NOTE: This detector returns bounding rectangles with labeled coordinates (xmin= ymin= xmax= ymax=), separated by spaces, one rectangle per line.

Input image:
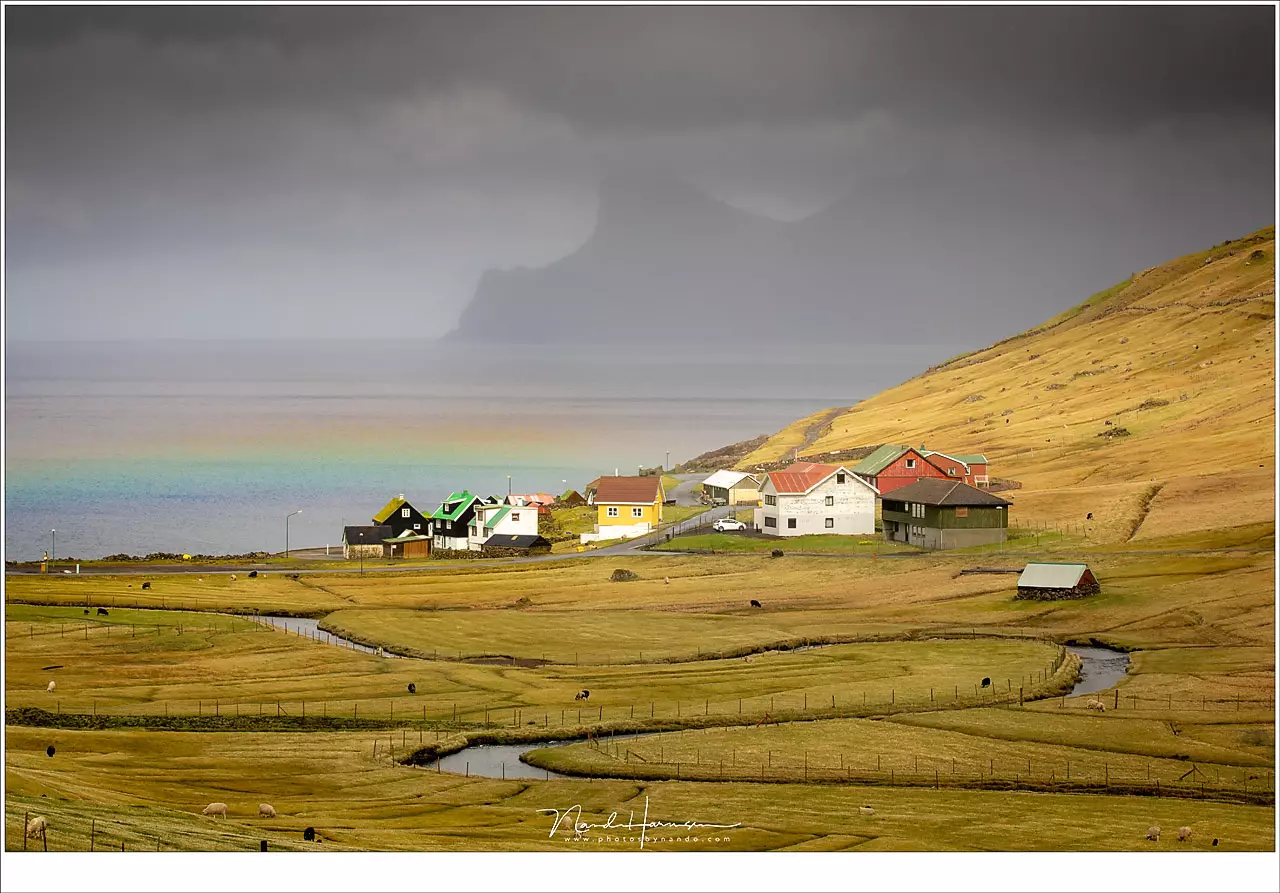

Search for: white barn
xmin=753 ymin=462 xmax=878 ymax=537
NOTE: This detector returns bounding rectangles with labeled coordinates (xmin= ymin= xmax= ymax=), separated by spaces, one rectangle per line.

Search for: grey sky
xmin=4 ymin=5 xmax=1274 ymax=342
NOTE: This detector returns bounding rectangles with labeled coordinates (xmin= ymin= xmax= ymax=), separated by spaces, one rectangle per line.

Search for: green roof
xmin=430 ymin=491 xmax=478 ymax=521
xmin=372 ymin=495 xmax=408 ymax=524
xmin=952 ymin=454 xmax=988 ymax=465
xmin=851 ymin=445 xmax=909 ymax=476
xmin=481 ymin=505 xmax=511 ymax=529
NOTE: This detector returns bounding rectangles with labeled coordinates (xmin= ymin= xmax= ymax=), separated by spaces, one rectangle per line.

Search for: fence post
xmin=90 ymin=818 xmax=96 ymax=852
xmin=23 ymin=812 xmax=28 ymax=851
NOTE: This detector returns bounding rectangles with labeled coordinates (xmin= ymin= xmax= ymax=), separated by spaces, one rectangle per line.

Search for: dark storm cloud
xmin=3 ymin=5 xmax=1274 ymax=341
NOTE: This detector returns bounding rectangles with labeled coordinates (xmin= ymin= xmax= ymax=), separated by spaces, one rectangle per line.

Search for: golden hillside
xmin=743 ymin=226 xmax=1276 ymax=542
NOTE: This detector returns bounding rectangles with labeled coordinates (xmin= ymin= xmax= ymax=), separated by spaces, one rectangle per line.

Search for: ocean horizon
xmin=3 ymin=337 xmax=972 ymax=560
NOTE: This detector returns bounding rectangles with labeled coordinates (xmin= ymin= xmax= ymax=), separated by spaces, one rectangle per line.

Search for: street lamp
xmin=358 ymin=531 xmax=365 ymax=576
xmin=507 ymin=475 xmax=512 ymax=497
xmin=285 ymin=510 xmax=302 ymax=558
xmin=666 ymin=451 xmax=670 ymax=471
xmin=50 ymin=529 xmax=56 ymax=567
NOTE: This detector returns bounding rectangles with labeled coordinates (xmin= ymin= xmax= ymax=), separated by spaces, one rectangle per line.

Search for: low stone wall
xmin=1015 ymin=584 xmax=1099 ymax=601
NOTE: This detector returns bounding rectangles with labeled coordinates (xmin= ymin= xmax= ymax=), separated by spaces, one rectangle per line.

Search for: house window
xmin=765 ymin=495 xmax=777 ymax=506
xmin=837 ymin=473 xmax=846 ymax=483
xmin=825 ymin=518 xmax=834 ymax=528
xmin=632 ymin=507 xmax=644 ymax=518
xmin=825 ymin=495 xmax=834 ymax=506
xmin=402 ymin=508 xmax=411 ymax=518
xmin=764 ymin=516 xmax=777 ymax=528
xmin=948 ymin=467 xmax=957 ymax=475
xmin=955 ymin=507 xmax=969 ymax=518
xmin=787 ymin=518 xmax=797 ymax=529
xmin=511 ymin=512 xmax=520 ymax=521
xmin=906 ymin=459 xmax=916 ymax=469
xmin=413 ymin=523 xmax=421 ymax=530
xmin=607 ymin=507 xmax=619 ymax=518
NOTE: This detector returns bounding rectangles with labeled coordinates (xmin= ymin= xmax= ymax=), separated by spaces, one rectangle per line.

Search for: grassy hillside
xmin=741 ymin=227 xmax=1275 ymax=541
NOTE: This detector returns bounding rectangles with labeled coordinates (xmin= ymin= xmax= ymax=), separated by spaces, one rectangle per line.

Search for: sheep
xmin=25 ymin=816 xmax=48 ymax=839
xmin=303 ymin=826 xmax=316 ymax=842
xmin=1145 ymin=825 xmax=1160 ymax=841
xmin=248 ymin=571 xmax=258 ymax=578
xmin=202 ymin=802 xmax=229 ymax=818
xmin=743 ymin=655 xmax=755 ymax=663
xmin=46 ymin=745 xmax=56 ymax=757
xmin=230 ymin=575 xmax=237 ymax=582
xmin=141 ymin=582 xmax=151 ymax=590
xmin=83 ymin=609 xmax=90 ymax=615
xmin=1212 ymin=838 xmax=1218 ymax=847
xmin=575 ymin=690 xmax=590 ymax=701
xmin=750 ymin=599 xmax=762 ymax=608
xmin=46 ymin=681 xmax=56 ymax=694
xmin=1177 ymin=826 xmax=1192 ymax=842
xmin=1086 ymin=699 xmax=1107 ymax=712
xmin=407 ymin=683 xmax=417 ymax=694
xmin=258 ymin=803 xmax=277 ymax=818
xmin=97 ymin=607 xmax=109 ymax=616
xmin=858 ymin=806 xmax=876 ymax=817
xmin=664 ymin=577 xmax=670 ymax=584
xmin=981 ymin=677 xmax=991 ymax=688
xmin=1086 ymin=512 xmax=1094 ymax=520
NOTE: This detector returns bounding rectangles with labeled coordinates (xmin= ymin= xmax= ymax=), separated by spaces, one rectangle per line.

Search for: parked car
xmin=712 ymin=518 xmax=748 ymax=532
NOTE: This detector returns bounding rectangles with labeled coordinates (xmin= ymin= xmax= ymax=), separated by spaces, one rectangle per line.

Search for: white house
xmin=753 ymin=462 xmax=878 ymax=537
xmin=468 ymin=501 xmax=540 ymax=551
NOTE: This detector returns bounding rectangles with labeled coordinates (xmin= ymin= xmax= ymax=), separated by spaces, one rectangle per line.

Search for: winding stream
xmin=251 ymin=615 xmax=402 ymax=657
xmin=433 ymin=644 xmax=1133 ymax=779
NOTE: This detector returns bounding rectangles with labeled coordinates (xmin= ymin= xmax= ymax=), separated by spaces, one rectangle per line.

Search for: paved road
xmin=665 ymin=472 xmax=708 ymax=507
xmin=9 ymin=505 xmax=736 ymax=577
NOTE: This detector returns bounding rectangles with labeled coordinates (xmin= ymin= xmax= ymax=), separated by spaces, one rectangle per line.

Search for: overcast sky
xmin=4 ymin=5 xmax=1274 ymax=341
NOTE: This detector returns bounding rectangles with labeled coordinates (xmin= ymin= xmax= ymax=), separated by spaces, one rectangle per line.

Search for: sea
xmin=3 ymin=339 xmax=963 ymax=560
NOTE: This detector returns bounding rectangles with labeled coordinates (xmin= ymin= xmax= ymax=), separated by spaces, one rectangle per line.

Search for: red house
xmin=852 ymin=446 xmax=991 ymax=495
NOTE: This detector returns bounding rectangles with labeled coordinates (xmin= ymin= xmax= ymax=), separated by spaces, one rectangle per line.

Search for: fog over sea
xmin=4 ymin=339 xmax=964 ymax=560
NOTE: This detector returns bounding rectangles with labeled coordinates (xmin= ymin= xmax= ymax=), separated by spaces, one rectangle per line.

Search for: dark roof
xmin=885 ymin=478 xmax=1010 ymax=507
xmin=344 ymin=525 xmax=392 ymax=543
xmin=593 ymin=476 xmax=664 ymax=504
xmin=482 ymin=534 xmax=551 ymax=549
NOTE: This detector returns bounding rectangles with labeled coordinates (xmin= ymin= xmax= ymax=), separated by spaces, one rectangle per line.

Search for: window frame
xmin=825 ymin=495 xmax=834 ymax=506
xmin=825 ymin=518 xmax=834 ymax=529
xmin=786 ymin=518 xmax=797 ymax=529
xmin=607 ymin=506 xmax=619 ymax=518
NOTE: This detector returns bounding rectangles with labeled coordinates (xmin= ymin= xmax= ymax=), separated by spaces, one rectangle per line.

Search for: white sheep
xmin=1177 ymin=826 xmax=1192 ymax=842
xmin=858 ymin=806 xmax=876 ymax=817
xmin=258 ymin=803 xmax=277 ymax=818
xmin=230 ymin=575 xmax=237 ymax=582
xmin=202 ymin=802 xmax=229 ymax=818
xmin=1145 ymin=825 xmax=1160 ymax=841
xmin=1085 ymin=699 xmax=1106 ymax=712
xmin=47 ymin=681 xmax=56 ymax=694
xmin=25 ymin=816 xmax=48 ymax=838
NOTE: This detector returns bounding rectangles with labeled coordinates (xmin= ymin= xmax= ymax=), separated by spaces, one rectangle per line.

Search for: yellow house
xmin=582 ymin=476 xmax=665 ymax=543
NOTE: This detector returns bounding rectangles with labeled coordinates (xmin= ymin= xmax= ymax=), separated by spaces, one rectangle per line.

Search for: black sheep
xmin=83 ymin=609 xmax=90 ymax=615
xmin=141 ymin=582 xmax=151 ymax=590
xmin=97 ymin=608 xmax=109 ymax=616
xmin=46 ymin=746 xmax=55 ymax=758
xmin=303 ymin=827 xmax=316 ymax=842
xmin=407 ymin=683 xmax=417 ymax=694
xmin=981 ymin=677 xmax=991 ymax=688
xmin=750 ymin=599 xmax=762 ymax=608
xmin=248 ymin=570 xmax=258 ymax=578
xmin=575 ymin=689 xmax=590 ymax=701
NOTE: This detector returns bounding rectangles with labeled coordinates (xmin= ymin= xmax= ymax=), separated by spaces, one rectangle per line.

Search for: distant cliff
xmin=446 ymin=166 xmax=1272 ymax=346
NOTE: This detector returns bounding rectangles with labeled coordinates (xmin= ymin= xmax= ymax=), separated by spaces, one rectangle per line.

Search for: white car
xmin=712 ymin=518 xmax=748 ymax=532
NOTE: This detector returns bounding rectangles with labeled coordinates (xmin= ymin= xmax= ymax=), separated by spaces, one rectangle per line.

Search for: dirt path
xmin=796 ymin=406 xmax=851 ymax=458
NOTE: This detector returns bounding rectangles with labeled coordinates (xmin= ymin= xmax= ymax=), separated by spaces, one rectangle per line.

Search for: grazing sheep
xmin=248 ymin=570 xmax=258 ymax=578
xmin=664 ymin=577 xmax=670 ymax=584
xmin=575 ymin=690 xmax=590 ymax=701
xmin=230 ymin=575 xmax=237 ymax=582
xmin=1086 ymin=512 xmax=1094 ymax=520
xmin=1177 ymin=826 xmax=1192 ymax=842
xmin=303 ymin=827 xmax=316 ymax=842
xmin=25 ymin=816 xmax=48 ymax=839
xmin=1212 ymin=838 xmax=1218 ymax=847
xmin=83 ymin=609 xmax=90 ymax=615
xmin=97 ymin=607 xmax=109 ymax=616
xmin=743 ymin=655 xmax=755 ymax=663
xmin=46 ymin=681 xmax=56 ymax=694
xmin=1145 ymin=826 xmax=1160 ymax=841
xmin=258 ymin=803 xmax=276 ymax=818
xmin=749 ymin=599 xmax=762 ymax=608
xmin=981 ymin=677 xmax=991 ymax=688
xmin=858 ymin=806 xmax=876 ymax=817
xmin=202 ymin=802 xmax=229 ymax=818
xmin=46 ymin=745 xmax=56 ymax=758
xmin=1086 ymin=699 xmax=1107 ymax=712
xmin=141 ymin=582 xmax=151 ymax=590
xmin=407 ymin=683 xmax=416 ymax=694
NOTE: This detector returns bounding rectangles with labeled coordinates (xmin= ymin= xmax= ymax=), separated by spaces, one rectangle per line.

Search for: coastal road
xmin=664 ymin=473 xmax=707 ymax=507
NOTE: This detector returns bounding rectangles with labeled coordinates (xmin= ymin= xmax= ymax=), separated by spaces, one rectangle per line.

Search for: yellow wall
xmin=597 ymin=500 xmax=662 ymax=526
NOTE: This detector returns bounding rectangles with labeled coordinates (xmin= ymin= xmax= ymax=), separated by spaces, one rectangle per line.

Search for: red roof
xmin=593 ymin=476 xmax=664 ymax=504
xmin=768 ymin=463 xmax=843 ymax=494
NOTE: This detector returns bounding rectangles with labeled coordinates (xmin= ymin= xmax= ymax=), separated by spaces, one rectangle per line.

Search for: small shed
xmin=383 ymin=530 xmax=432 ymax=559
xmin=343 ymin=525 xmax=392 ymax=559
xmin=1015 ymin=562 xmax=1100 ymax=600
xmin=701 ymin=470 xmax=763 ymax=506
xmin=559 ymin=489 xmax=587 ymax=507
